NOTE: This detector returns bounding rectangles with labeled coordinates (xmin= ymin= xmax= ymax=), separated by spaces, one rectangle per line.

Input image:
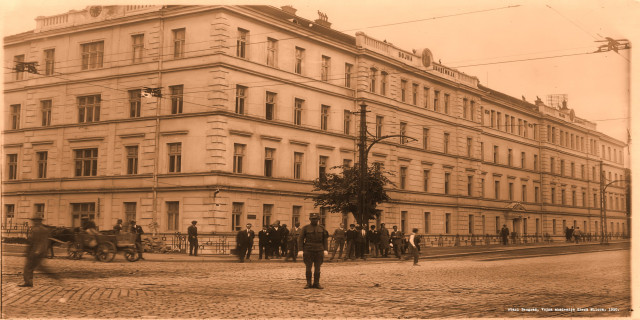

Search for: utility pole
xmin=358 ymin=102 xmax=368 ymax=226
xmin=599 ymin=161 xmax=607 ymax=244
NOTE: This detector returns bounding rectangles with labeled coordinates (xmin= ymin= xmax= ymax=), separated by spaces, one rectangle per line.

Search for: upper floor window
xmin=237 ymin=28 xmax=249 ymax=58
xmin=321 ymin=56 xmax=331 ymax=81
xmin=493 ymin=145 xmax=499 ymax=163
xmin=128 ymin=90 xmax=141 ymax=118
xmin=295 ymin=47 xmax=304 ymax=74
xmin=10 ymin=104 xmax=20 ymax=129
xmin=463 ymin=99 xmax=468 ymax=119
xmin=444 ymin=133 xmax=450 ymax=154
xmin=343 ymin=110 xmax=351 ymax=135
xmin=132 ymin=34 xmax=144 ymax=63
xmin=168 ymin=143 xmax=182 ymax=173
xmin=376 ymin=116 xmax=383 ymax=139
xmin=14 ymin=55 xmax=25 ymax=80
xmin=294 ymin=98 xmax=303 ymax=125
xmin=265 ymin=92 xmax=276 ymax=120
xmin=7 ymin=154 xmax=18 ymax=180
xmin=423 ymin=128 xmax=429 ymax=150
xmin=444 ymin=172 xmax=451 ymax=194
xmin=37 ymin=151 xmax=48 ymax=179
xmin=319 ymin=156 xmax=328 ymax=179
xmin=41 ymin=100 xmax=52 ymax=126
xmin=344 ymin=63 xmax=353 ymax=88
xmin=264 ymin=148 xmax=275 ymax=177
xmin=235 ymin=85 xmax=247 ymax=114
xmin=433 ymin=91 xmax=440 ymax=112
xmin=267 ymin=38 xmax=277 ymax=67
xmin=170 ymin=85 xmax=183 ymax=114
xmin=126 ymin=146 xmax=138 ymax=175
xmin=400 ymin=122 xmax=407 ymax=144
xmin=77 ymin=95 xmax=100 ymax=123
xmin=370 ymin=68 xmax=377 ymax=93
xmin=444 ymin=94 xmax=450 ymax=114
xmin=173 ymin=28 xmax=185 ymax=58
xmin=400 ymin=80 xmax=407 ymax=102
xmin=467 ymin=138 xmax=473 ymax=157
xmin=423 ymin=87 xmax=429 ymax=108
xmin=81 ymin=41 xmax=104 ymax=70
xmin=44 ymin=49 xmax=55 ymax=75
xmin=294 ymin=152 xmax=303 ymax=179
xmin=321 ymin=105 xmax=330 ymax=131
xmin=233 ymin=143 xmax=246 ymax=173
xmin=412 ymin=83 xmax=419 ymax=105
xmin=507 ymin=149 xmax=513 ymax=166
xmin=521 ymin=152 xmax=526 ymax=168
xmin=469 ymin=101 xmax=475 ymax=121
xmin=380 ymin=71 xmax=388 ymax=96
xmin=74 ymin=148 xmax=98 ymax=177
xmin=400 ymin=166 xmax=408 ymax=189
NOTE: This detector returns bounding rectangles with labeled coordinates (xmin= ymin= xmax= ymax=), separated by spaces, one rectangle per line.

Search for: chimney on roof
xmin=281 ymin=5 xmax=297 ymax=15
xmin=314 ymin=10 xmax=331 ymax=28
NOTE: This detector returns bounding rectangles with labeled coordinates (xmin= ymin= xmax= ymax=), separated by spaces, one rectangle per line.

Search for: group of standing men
xmin=229 ymin=220 xmax=303 ymax=263
xmin=329 ymin=223 xmax=414 ymax=261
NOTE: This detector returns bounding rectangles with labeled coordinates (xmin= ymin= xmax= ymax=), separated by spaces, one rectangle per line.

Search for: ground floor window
xmin=167 ymin=201 xmax=179 ymax=231
xmin=124 ymin=202 xmax=137 ymax=225
xmin=71 ymin=203 xmax=96 ymax=228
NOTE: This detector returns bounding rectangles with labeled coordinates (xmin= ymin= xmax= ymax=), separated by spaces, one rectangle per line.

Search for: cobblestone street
xmin=1 ymin=246 xmax=630 ymax=318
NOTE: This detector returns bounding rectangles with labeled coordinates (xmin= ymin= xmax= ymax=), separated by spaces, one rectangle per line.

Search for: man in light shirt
xmin=408 ymin=228 xmax=420 ymax=266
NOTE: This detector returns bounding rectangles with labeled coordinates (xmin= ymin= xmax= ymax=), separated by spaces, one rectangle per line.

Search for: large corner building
xmin=3 ymin=5 xmax=630 ymax=241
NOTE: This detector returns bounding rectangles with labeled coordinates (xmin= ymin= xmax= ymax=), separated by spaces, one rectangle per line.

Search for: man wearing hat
xmin=130 ymin=220 xmax=145 ymax=260
xmin=236 ymin=223 xmax=255 ymax=262
xmin=298 ymin=213 xmax=329 ymax=289
xmin=20 ymin=216 xmax=60 ymax=287
xmin=188 ymin=220 xmax=198 ymax=256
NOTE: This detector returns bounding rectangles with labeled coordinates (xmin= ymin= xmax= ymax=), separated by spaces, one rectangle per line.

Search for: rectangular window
xmin=173 ymin=28 xmax=185 ymax=58
xmin=132 ymin=34 xmax=144 ymax=63
xmin=321 ymin=56 xmax=331 ymax=81
xmin=433 ymin=91 xmax=440 ymax=112
xmin=534 ymin=154 xmax=538 ymax=171
xmin=7 ymin=154 xmax=18 ymax=180
xmin=582 ymin=192 xmax=586 ymax=207
xmin=44 ymin=49 xmax=55 ymax=75
xmin=295 ymin=47 xmax=304 ymax=74
xmin=522 ymin=184 xmax=527 ymax=202
xmin=81 ymin=41 xmax=104 ymax=70
xmin=423 ymin=170 xmax=430 ymax=192
xmin=126 ymin=146 xmax=138 ymax=175
xmin=14 ymin=55 xmax=25 ymax=80
xmin=423 ymin=87 xmax=429 ymax=108
xmin=370 ymin=68 xmax=377 ymax=93
xmin=10 ymin=104 xmax=20 ymax=129
xmin=508 ymin=183 xmax=514 ymax=200
xmin=264 ymin=148 xmax=275 ymax=177
xmin=71 ymin=203 xmax=95 ymax=228
xmin=551 ymin=187 xmax=556 ymax=204
xmin=518 ymin=119 xmax=523 ymax=136
xmin=168 ymin=143 xmax=181 ymax=173
xmin=571 ymin=162 xmax=575 ymax=177
xmin=375 ymin=116 xmax=383 ymax=139
xmin=491 ymin=110 xmax=496 ymax=128
xmin=424 ymin=212 xmax=431 ymax=233
xmin=74 ymin=149 xmax=98 ymax=177
xmin=523 ymin=120 xmax=528 ymax=138
xmin=294 ymin=98 xmax=303 ymax=125
xmin=400 ymin=80 xmax=407 ymax=102
xmin=521 ymin=152 xmax=526 ymax=168
xmin=170 ymin=85 xmax=183 ymax=114
xmin=561 ymin=189 xmax=566 ymax=205
xmin=380 ymin=72 xmax=388 ymax=96
xmin=467 ymin=138 xmax=472 ymax=157
xmin=294 ymin=152 xmax=303 ymax=179
xmin=343 ymin=159 xmax=352 ymax=168
xmin=469 ymin=215 xmax=475 ymax=234
xmin=344 ymin=110 xmax=351 ymax=135
xmin=445 ymin=213 xmax=451 ymax=234
xmin=36 ymin=151 xmax=47 ymax=179
xmin=233 ymin=143 xmax=246 ymax=173
xmin=235 ymin=85 xmax=247 ymax=114
xmin=412 ymin=83 xmax=419 ymax=105
xmin=511 ymin=116 xmax=515 ymax=134
xmin=292 ymin=206 xmax=302 ymax=226
xmin=167 ymin=201 xmax=179 ymax=231
xmin=560 ymin=160 xmax=565 ymax=176
xmin=265 ymin=92 xmax=276 ymax=120
xmin=77 ymin=96 xmax=100 ymax=123
xmin=319 ymin=156 xmax=328 ymax=179
xmin=552 ymin=219 xmax=556 ymax=235
xmin=124 ymin=202 xmax=137 ymax=224
xmin=467 ymin=175 xmax=473 ymax=196
xmin=463 ymin=99 xmax=468 ymax=119
xmin=497 ymin=112 xmax=501 ymax=130
xmin=128 ymin=89 xmax=141 ymax=118
xmin=231 ymin=202 xmax=243 ymax=231
xmin=550 ymin=157 xmax=555 ymax=174
xmin=572 ymin=190 xmax=577 ymax=206
xmin=444 ymin=94 xmax=450 ymax=114
xmin=535 ymin=186 xmax=540 ymax=203
xmin=470 ymin=101 xmax=475 ymax=121
xmin=321 ymin=105 xmax=330 ymax=131
xmin=423 ymin=128 xmax=429 ymax=150
xmin=237 ymin=28 xmax=248 ymax=58
xmin=400 ymin=167 xmax=408 ymax=189
xmin=508 ymin=149 xmax=513 ymax=166
xmin=480 ymin=142 xmax=484 ymax=161
xmin=444 ymin=133 xmax=450 ymax=153
xmin=481 ymin=178 xmax=485 ymax=197
xmin=493 ymin=145 xmax=499 ymax=163
xmin=495 ymin=216 xmax=500 ymax=234
xmin=41 ymin=100 xmax=52 ymax=126
xmin=400 ymin=122 xmax=407 ymax=144
xmin=494 ymin=181 xmax=500 ymax=199
xmin=267 ymin=38 xmax=277 ymax=67
xmin=344 ymin=63 xmax=352 ymax=87
xmin=444 ymin=172 xmax=451 ymax=194
xmin=263 ymin=204 xmax=273 ymax=228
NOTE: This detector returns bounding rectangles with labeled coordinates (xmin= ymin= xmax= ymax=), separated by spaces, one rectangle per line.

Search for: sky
xmin=1 ymin=0 xmax=637 ymax=145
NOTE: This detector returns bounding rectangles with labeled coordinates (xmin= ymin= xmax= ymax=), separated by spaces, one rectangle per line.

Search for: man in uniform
xmin=298 ymin=213 xmax=328 ymax=289
xmin=20 ymin=216 xmax=61 ymax=287
xmin=390 ymin=225 xmax=404 ymax=259
xmin=188 ymin=220 xmax=198 ymax=256
xmin=329 ymin=223 xmax=346 ymax=261
xmin=285 ymin=222 xmax=301 ymax=262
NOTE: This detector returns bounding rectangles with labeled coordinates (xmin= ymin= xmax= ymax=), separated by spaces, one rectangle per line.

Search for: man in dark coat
xmin=298 ymin=213 xmax=328 ymax=289
xmin=285 ymin=222 xmax=301 ymax=262
xmin=500 ymin=224 xmax=510 ymax=245
xmin=344 ymin=224 xmax=357 ymax=260
xmin=20 ymin=216 xmax=61 ymax=287
xmin=368 ymin=225 xmax=380 ymax=257
xmin=390 ymin=225 xmax=404 ymax=259
xmin=269 ymin=221 xmax=282 ymax=258
xmin=188 ymin=220 xmax=198 ymax=256
xmin=378 ymin=223 xmax=390 ymax=257
xmin=236 ymin=223 xmax=255 ymax=262
xmin=258 ymin=225 xmax=270 ymax=260
xmin=113 ymin=219 xmax=123 ymax=234
xmin=130 ymin=220 xmax=145 ymax=260
xmin=355 ymin=225 xmax=367 ymax=260
xmin=280 ymin=224 xmax=289 ymax=257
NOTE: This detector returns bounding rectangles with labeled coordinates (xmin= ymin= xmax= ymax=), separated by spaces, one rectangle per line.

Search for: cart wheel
xmin=124 ymin=249 xmax=138 ymax=262
xmin=67 ymin=242 xmax=83 ymax=260
xmin=96 ymin=242 xmax=116 ymax=262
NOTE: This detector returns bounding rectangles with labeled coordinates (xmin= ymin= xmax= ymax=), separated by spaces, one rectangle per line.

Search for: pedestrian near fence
xmin=500 ymin=224 xmax=510 ymax=245
xmin=188 ymin=220 xmax=198 ymax=256
xmin=236 ymin=223 xmax=255 ymax=262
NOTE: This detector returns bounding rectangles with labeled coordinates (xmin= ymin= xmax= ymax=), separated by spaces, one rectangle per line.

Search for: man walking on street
xmin=258 ymin=225 xmax=270 ymax=260
xmin=269 ymin=221 xmax=282 ymax=258
xmin=368 ymin=225 xmax=380 ymax=257
xmin=280 ymin=224 xmax=289 ymax=257
xmin=298 ymin=213 xmax=328 ymax=289
xmin=408 ymin=228 xmax=421 ymax=266
xmin=391 ymin=225 xmax=404 ymax=260
xmin=285 ymin=222 xmax=301 ymax=262
xmin=329 ymin=223 xmax=346 ymax=261
xmin=344 ymin=224 xmax=357 ymax=261
xmin=500 ymin=224 xmax=510 ymax=245
xmin=130 ymin=220 xmax=145 ymax=260
xmin=236 ymin=223 xmax=255 ymax=262
xmin=573 ymin=226 xmax=582 ymax=244
xmin=20 ymin=216 xmax=61 ymax=287
xmin=379 ymin=223 xmax=390 ymax=257
xmin=188 ymin=220 xmax=198 ymax=256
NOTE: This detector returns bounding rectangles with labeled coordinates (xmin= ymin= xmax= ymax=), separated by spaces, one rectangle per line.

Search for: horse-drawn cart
xmin=66 ymin=231 xmax=141 ymax=262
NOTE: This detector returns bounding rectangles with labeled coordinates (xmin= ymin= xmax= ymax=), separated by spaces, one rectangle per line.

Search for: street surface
xmin=1 ymin=243 xmax=630 ymax=318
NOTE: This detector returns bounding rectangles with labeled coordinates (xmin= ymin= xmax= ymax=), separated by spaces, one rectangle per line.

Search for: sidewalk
xmin=2 ymin=239 xmax=628 ymax=263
